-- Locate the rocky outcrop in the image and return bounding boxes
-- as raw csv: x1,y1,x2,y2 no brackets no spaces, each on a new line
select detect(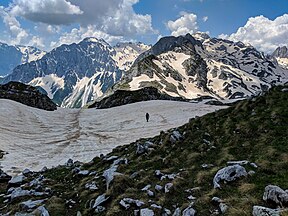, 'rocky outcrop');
0,81,57,111
263,185,288,207
272,46,288,58
213,164,248,188
88,87,187,109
